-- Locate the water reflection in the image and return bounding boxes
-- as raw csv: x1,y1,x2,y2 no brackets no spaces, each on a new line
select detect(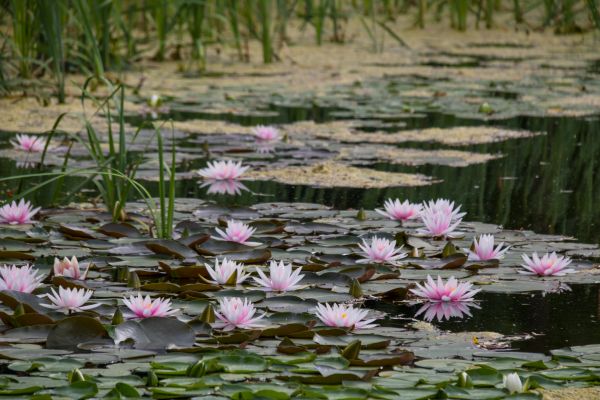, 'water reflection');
200,179,250,195
414,301,480,322
370,284,600,353
255,142,276,154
